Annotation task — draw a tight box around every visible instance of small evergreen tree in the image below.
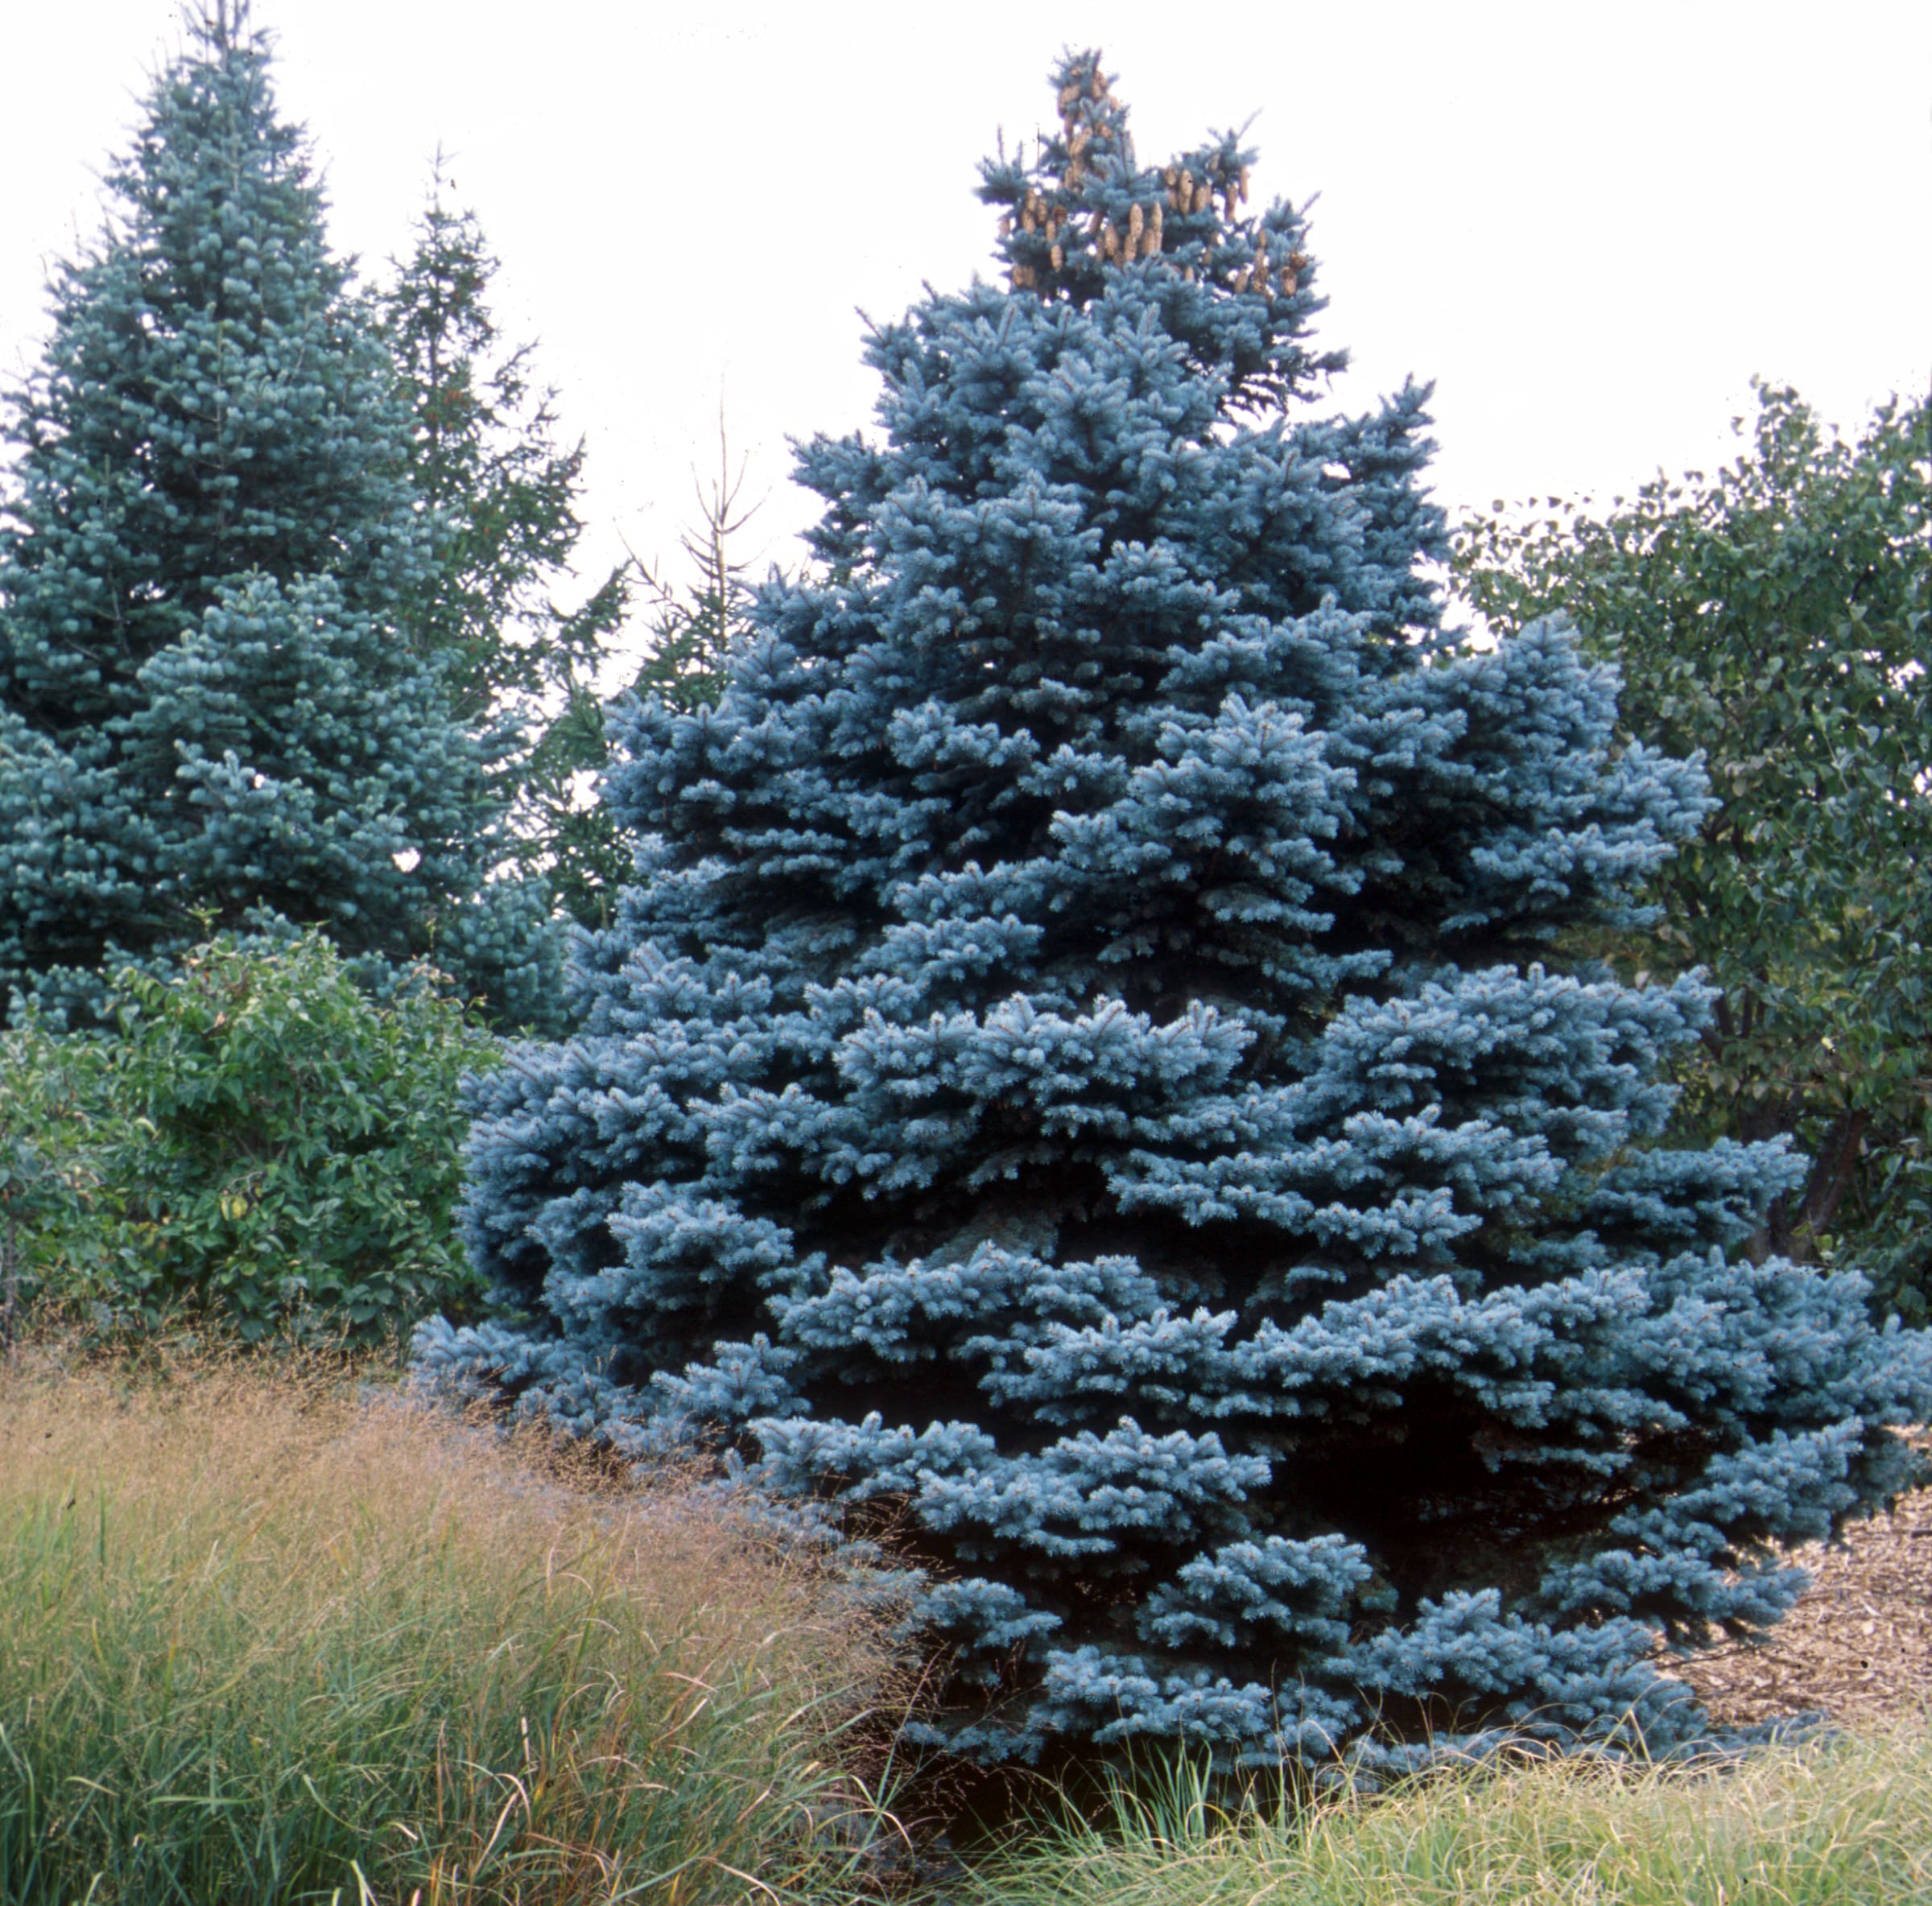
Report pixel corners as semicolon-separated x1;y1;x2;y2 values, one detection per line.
533;427;755;928
377;171;630;922
419;56;1932;1770
504;422;755;930
625;423;755;717
0;3;556;1027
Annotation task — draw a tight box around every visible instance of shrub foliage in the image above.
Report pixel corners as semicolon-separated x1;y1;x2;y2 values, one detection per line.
2;933;494;1341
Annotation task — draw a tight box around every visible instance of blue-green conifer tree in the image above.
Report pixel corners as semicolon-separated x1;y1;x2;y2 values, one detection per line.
0;2;556;1027
419;56;1932;1768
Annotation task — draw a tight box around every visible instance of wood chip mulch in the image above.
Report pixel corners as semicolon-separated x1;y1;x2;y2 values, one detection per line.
1670;1452;1932;1730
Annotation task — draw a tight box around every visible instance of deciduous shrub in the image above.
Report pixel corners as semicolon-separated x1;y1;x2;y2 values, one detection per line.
1;931;495;1342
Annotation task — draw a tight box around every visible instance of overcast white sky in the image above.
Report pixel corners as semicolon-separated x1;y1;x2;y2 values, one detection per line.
3;1;1929;646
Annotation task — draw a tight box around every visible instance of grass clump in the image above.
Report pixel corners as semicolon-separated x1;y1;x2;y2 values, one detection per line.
0;1349;907;1904
968;1731;1932;1905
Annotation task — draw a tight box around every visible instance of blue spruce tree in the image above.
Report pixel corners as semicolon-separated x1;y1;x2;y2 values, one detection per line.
0;2;556;1027
419;56;1932;1769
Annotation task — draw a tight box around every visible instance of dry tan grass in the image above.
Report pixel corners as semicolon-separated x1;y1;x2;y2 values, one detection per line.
0;1343;913;1903
3;1343;899;1708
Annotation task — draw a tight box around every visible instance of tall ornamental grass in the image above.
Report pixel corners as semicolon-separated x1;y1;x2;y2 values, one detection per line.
970;1732;1932;1906
0;1352;906;1904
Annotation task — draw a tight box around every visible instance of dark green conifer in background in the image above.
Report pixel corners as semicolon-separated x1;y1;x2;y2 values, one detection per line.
378;183;754;930
530;437;754;927
378;163;628;728
377;171;626;927
0;2;557;1026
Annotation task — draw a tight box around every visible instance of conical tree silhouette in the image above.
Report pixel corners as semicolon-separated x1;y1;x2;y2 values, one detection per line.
419;54;1932;1768
0;2;556;1026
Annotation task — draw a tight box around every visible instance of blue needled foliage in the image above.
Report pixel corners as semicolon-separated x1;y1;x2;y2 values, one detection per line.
417;55;1932;1771
0;4;558;1029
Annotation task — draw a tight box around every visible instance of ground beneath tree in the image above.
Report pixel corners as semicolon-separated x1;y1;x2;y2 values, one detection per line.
1674;1445;1932;1729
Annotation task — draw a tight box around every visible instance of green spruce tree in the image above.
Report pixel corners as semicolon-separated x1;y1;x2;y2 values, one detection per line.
0;2;558;1027
626;423;754;717
535;426;755;927
377;171;631;934
377;180;758;930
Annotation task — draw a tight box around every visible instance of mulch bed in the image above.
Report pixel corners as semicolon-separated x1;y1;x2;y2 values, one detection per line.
1674;1455;1932;1729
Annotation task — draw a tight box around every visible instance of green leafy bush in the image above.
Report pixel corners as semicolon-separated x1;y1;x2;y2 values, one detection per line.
0;1016;100;1334
0;932;498;1342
